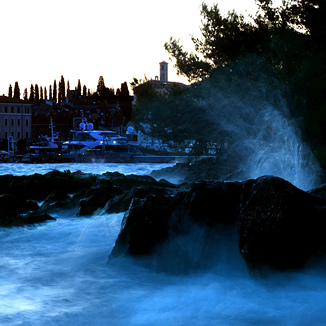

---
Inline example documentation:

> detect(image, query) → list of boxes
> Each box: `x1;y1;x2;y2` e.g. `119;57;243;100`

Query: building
159;61;168;81
133;61;188;101
0;96;32;141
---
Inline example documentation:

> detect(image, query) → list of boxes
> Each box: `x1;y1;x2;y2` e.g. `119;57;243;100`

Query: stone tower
159;61;168;82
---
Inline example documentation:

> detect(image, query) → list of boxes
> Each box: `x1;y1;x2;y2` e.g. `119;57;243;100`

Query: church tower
159;61;168;82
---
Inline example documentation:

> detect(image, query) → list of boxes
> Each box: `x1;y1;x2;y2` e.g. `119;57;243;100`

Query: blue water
1;163;326;325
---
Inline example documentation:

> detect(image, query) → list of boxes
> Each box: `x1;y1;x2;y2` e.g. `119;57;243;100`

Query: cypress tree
35;84;39;101
77;79;82;97
29;84;35;101
58;75;65;103
53;80;57;103
8;84;12;98
49;85;52;100
23;88;28;101
13;81;20;99
44;86;47;100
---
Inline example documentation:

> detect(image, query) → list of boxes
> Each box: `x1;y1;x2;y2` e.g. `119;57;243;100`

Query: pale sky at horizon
1;0;261;97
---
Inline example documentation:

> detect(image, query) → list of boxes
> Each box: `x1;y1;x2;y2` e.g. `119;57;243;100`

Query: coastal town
0;62;190;163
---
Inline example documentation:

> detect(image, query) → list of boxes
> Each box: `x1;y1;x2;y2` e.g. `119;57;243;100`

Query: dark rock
41;190;77;213
183;180;243;227
78;179;123;216
109;180;242;258
0;194;40;226
0;170;98;201
308;183;326;200
150;157;224;184
110;194;185;257
14;210;56;226
103;172;177;192
238;176;326;269
103;185;177;214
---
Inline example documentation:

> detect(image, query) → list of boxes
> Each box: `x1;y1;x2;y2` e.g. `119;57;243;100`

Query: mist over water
1;210;326;325
0;163;325;324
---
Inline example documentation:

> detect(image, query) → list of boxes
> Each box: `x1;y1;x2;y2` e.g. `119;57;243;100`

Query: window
17;119;20;126
26;119;29;126
11;119;14;126
11;107;14;113
5;132;7;138
5;119;7;126
18;132;21;139
17;107;21;113
26;131;29;139
5;107;7;113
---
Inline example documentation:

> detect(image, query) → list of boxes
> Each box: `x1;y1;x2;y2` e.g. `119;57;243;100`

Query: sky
1;0;261;96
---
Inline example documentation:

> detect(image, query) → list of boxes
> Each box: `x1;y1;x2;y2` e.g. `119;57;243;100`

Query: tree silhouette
53;80;57;103
97;76;105;98
23;88;28;101
58;75;65;103
13;82;20;99
29;84;35;101
8;84;12;98
77;79;82;97
35;84;39;101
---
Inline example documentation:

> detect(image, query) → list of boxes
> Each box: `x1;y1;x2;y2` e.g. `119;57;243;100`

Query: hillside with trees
132;0;326;168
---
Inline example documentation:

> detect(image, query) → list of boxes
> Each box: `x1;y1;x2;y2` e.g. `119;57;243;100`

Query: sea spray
195;57;321;190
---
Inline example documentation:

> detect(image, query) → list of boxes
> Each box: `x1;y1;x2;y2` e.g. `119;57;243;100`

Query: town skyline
1;0;263;97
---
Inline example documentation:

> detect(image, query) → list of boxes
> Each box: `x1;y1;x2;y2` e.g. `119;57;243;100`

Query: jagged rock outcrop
77;179;123;216
110;194;185;256
103;184;177;214
0;170;180;226
0;194;54;226
2;168;326;271
110;175;326;270
110;180;243;258
238;176;326;269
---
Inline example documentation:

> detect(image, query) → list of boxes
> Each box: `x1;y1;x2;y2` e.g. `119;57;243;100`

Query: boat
29;118;60;153
61;120;141;158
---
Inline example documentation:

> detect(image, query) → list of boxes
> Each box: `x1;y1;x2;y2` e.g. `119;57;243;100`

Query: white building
0;96;32;141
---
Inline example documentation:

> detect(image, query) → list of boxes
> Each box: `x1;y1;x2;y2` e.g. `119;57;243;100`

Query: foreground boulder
110;194;185;256
239;176;326;269
110;180;243;258
110;175;326;270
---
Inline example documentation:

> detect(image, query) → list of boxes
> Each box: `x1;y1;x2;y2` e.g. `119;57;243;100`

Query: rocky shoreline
1;161;326;271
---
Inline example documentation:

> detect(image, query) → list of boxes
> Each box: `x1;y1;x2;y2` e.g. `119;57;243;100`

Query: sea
1;162;326;326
